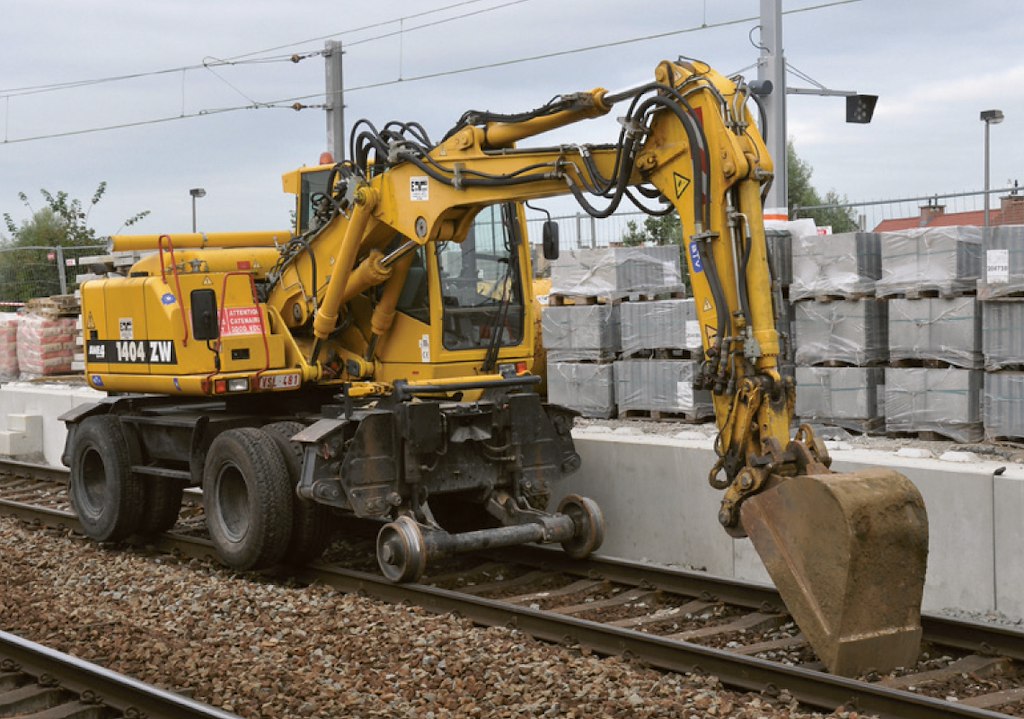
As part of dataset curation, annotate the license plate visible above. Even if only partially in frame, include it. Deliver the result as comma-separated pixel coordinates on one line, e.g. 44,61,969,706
259,372,301,390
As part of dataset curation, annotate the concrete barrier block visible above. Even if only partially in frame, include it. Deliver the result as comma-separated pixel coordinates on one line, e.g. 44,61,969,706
832,451,996,614
993,470,1024,618
8,413,42,435
558,431,735,576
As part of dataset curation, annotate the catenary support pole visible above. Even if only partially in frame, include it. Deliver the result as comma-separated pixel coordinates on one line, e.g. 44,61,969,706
325,40,345,162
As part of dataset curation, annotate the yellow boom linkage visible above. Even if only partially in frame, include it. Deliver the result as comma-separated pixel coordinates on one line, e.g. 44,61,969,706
97,58,927,675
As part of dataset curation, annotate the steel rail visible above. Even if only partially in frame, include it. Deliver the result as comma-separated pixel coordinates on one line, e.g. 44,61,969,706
0,630,242,719
2,466,1023,719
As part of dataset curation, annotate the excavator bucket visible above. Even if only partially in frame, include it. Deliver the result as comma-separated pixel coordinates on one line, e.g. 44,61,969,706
740,468,928,676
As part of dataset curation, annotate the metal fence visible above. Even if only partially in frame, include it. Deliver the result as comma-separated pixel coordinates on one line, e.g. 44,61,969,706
0,245,105,309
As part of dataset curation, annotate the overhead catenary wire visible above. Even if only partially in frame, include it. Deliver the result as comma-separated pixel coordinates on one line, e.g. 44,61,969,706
0,0,861,146
0,0,529,101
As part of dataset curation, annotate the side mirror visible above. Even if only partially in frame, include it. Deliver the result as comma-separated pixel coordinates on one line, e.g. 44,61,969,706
542,220,560,261
190,289,220,341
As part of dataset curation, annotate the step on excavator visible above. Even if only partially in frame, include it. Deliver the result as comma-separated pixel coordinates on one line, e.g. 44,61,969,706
61,57,927,676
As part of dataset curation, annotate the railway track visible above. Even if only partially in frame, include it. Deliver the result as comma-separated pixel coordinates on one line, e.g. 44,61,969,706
0,627,241,718
2,463,1023,719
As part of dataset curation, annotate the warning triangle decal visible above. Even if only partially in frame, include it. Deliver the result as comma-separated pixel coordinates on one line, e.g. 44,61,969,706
673,172,691,199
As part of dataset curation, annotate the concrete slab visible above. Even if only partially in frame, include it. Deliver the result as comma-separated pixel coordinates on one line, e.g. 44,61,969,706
829,450,998,614
0,382,104,466
565,428,734,576
994,468,1024,618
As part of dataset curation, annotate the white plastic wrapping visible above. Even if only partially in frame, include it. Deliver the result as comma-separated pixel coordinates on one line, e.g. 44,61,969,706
984,371,1024,440
888,297,982,368
541,304,620,362
550,246,684,297
793,299,888,366
619,299,701,356
613,359,713,416
877,226,982,298
982,300,1024,371
795,366,884,429
790,232,881,300
978,225,1024,299
546,360,616,418
0,314,19,379
884,367,983,442
17,313,77,377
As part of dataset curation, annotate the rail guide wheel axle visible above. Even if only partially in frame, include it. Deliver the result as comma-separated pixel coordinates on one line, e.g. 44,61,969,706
558,494,605,559
377,516,428,583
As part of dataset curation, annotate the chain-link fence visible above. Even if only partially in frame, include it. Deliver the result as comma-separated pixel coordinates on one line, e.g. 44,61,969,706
0,245,106,309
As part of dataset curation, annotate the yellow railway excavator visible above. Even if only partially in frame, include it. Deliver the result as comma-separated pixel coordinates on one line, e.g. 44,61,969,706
61,58,927,676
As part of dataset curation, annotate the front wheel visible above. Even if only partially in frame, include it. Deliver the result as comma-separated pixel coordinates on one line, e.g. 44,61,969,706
69,415,144,542
203,428,293,570
557,495,605,560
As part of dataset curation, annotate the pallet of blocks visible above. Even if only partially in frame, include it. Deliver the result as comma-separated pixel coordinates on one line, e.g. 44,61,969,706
0,314,19,380
790,234,886,433
17,310,79,377
789,231,880,301
888,297,982,369
977,225,1024,440
795,366,885,435
543,244,688,419
876,226,982,299
793,298,888,367
614,359,713,421
885,367,983,442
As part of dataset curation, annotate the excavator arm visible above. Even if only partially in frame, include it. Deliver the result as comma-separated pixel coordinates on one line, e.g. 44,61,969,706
321,57,925,676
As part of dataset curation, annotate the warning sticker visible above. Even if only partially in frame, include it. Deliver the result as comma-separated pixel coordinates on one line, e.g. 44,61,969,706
702,298,712,312
704,324,718,345
119,318,133,340
988,249,1010,284
673,172,691,199
410,176,429,201
219,306,263,336
419,333,431,363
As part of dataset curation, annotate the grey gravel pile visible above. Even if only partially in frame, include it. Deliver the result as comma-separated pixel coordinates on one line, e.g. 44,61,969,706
0,517,860,718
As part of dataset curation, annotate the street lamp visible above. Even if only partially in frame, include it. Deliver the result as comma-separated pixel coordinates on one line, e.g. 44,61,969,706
189,187,206,232
980,109,1004,228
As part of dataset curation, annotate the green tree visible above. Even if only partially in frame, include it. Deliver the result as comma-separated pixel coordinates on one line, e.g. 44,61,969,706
3,183,150,247
619,141,858,245
788,141,858,232
0,184,149,303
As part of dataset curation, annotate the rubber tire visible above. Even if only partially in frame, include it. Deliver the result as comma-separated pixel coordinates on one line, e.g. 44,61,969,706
139,481,185,536
263,421,334,564
119,423,184,537
69,415,145,542
203,427,293,571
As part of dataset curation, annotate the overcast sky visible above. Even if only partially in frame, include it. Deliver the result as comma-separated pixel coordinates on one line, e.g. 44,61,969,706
2,0,1022,239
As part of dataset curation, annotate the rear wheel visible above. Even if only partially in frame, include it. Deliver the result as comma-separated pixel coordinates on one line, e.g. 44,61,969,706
119,423,184,537
203,428,293,570
558,494,605,559
69,415,144,542
263,421,333,564
139,481,185,536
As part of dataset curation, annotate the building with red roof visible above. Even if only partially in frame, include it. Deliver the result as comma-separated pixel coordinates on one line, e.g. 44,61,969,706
873,193,1024,231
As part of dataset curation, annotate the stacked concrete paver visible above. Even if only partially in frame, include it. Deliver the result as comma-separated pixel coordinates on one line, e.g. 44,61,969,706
980,225,1024,439
880,227,984,442
543,246,711,419
790,232,886,432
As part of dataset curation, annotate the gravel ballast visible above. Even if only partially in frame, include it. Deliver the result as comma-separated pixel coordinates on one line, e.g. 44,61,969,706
0,516,862,718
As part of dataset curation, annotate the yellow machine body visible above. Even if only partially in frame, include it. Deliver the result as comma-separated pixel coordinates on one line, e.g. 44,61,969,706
80,59,927,675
